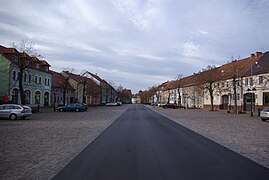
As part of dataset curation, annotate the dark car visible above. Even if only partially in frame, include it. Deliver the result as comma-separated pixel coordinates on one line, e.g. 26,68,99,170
162,103,179,109
76,103,88,111
57,103,87,112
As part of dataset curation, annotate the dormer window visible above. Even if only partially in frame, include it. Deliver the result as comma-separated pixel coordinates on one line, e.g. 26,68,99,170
26,60,30,66
36,63,40,69
14,56,19,62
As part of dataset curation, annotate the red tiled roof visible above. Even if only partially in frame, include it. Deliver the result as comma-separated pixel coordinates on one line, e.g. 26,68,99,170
64,71,87,83
40,60,51,67
0,44,51,73
50,70,73,89
0,45,18,54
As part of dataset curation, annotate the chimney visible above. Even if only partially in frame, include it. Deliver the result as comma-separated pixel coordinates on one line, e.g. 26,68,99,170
255,52,262,57
250,53,255,58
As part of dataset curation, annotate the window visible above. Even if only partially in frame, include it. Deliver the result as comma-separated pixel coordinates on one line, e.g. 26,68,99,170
45,78,47,85
39,77,42,84
24,73,27,82
36,63,40,69
28,75,32,82
12,70,16,80
13,105,21,109
35,91,41,104
35,76,38,83
245,78,248,86
222,82,225,87
250,77,253,86
259,76,264,84
48,79,50,86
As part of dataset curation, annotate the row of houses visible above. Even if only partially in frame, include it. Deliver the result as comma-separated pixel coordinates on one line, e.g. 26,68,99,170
140,51,269,114
0,44,132,107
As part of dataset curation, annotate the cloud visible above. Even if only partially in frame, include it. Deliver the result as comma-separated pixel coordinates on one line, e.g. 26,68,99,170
0,0,269,93
181,41,201,58
112,0,164,30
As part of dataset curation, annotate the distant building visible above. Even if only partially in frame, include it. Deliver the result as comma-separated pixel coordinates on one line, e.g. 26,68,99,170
62,71,101,106
132,95,141,104
50,70,75,106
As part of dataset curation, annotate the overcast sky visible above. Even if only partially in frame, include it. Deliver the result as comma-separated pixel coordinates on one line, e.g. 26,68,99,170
0,0,269,93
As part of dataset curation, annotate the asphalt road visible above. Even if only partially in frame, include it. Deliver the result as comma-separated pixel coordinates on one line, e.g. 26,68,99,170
53,104,269,180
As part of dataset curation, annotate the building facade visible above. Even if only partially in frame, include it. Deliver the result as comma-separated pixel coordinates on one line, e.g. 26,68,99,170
0,45,52,107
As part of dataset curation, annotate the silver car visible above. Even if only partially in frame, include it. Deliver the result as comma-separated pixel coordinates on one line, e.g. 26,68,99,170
260,107,269,121
0,104,32,120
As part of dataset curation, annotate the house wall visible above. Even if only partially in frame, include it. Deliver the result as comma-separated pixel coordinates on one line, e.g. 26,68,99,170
51,87,75,106
2,61,52,106
0,54,11,103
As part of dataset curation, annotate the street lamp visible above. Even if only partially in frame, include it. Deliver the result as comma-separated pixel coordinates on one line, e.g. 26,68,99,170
247,61,258,117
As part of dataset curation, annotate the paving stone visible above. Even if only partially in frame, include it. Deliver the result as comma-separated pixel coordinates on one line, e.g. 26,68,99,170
0,105,128,180
148,106,269,169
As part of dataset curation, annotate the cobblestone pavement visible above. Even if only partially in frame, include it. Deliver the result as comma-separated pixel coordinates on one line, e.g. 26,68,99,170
0,105,128,180
147,105,269,169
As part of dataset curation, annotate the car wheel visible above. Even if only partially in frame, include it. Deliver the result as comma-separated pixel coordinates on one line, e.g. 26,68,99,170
9,114,17,120
60,109,63,112
75,109,79,112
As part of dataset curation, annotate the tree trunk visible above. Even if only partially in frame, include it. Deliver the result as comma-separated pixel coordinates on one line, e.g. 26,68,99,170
177,87,181,106
167,90,171,104
82,83,86,103
18,68,25,105
233,77,237,114
209,84,214,111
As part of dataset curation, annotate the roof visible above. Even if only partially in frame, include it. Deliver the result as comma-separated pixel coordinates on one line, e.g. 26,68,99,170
0,44,51,73
64,71,87,83
40,60,51,67
0,45,19,54
50,70,73,89
244,52,269,76
156,51,267,90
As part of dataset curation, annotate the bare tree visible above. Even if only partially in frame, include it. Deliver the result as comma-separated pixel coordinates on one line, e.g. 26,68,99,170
11,40,39,105
197,65,218,111
176,74,183,105
11,39,38,56
116,85,123,102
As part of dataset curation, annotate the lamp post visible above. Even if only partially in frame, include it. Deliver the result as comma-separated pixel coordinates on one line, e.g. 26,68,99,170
247,61,258,116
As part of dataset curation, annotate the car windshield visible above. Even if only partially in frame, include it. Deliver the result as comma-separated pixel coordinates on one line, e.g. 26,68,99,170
262,107,269,112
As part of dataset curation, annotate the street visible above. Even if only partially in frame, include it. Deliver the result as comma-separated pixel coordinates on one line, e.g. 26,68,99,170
53,104,269,180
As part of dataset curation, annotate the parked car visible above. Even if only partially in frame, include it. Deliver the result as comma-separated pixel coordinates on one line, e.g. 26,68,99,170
157,103,165,107
57,103,87,112
162,103,179,109
76,103,88,111
260,107,269,121
117,102,122,106
106,103,118,106
0,104,32,120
